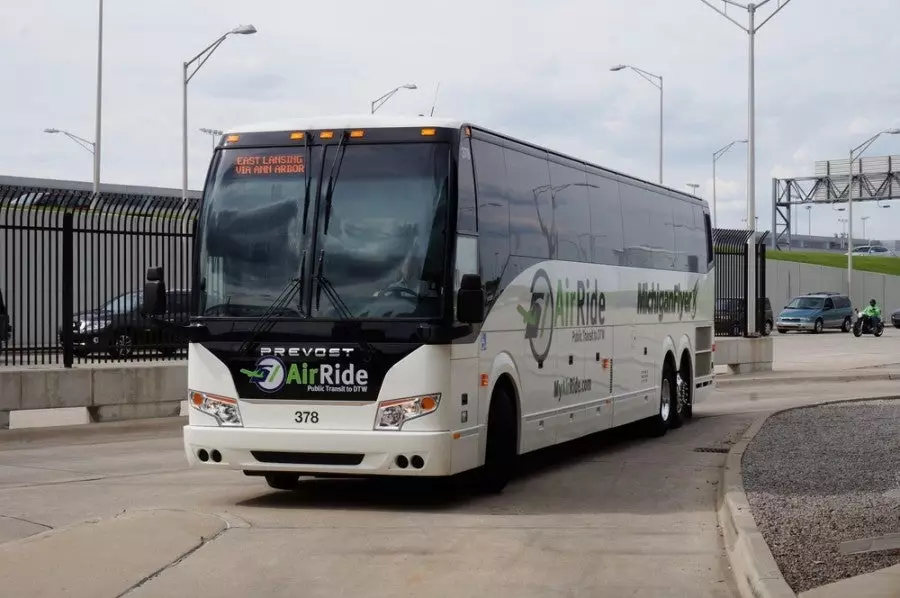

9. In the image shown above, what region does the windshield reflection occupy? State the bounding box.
[196,141,450,320]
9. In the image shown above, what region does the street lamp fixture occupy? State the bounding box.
[199,127,223,150]
[686,183,700,196]
[182,24,257,205]
[712,138,748,228]
[371,84,418,114]
[44,128,98,191]
[610,64,663,185]
[846,127,900,294]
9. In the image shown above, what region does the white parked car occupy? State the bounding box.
[850,245,896,257]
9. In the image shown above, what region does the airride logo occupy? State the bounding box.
[637,282,699,320]
[240,354,369,394]
[517,268,608,366]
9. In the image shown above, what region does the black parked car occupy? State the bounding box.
[891,308,900,329]
[0,288,10,346]
[60,289,192,358]
[715,296,774,336]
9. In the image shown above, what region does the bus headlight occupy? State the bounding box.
[189,391,243,427]
[374,393,441,431]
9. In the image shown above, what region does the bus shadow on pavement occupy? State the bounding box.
[233,418,718,515]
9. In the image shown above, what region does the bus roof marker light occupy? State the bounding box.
[225,134,240,143]
[421,128,436,136]
[290,132,305,140]
[320,131,334,139]
[350,130,365,138]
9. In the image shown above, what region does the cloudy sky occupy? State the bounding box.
[5,0,900,242]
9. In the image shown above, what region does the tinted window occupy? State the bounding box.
[471,139,509,299]
[672,200,694,272]
[703,210,714,270]
[548,159,591,262]
[648,193,676,270]
[504,145,552,259]
[824,298,834,310]
[586,173,624,266]
[457,137,477,234]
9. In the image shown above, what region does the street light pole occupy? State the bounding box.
[182,25,257,206]
[370,84,418,114]
[686,183,700,196]
[713,138,748,229]
[610,64,664,185]
[699,0,794,337]
[846,128,900,298]
[93,0,103,195]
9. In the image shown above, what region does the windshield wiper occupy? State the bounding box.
[301,132,312,235]
[322,131,348,236]
[313,250,383,357]
[238,271,307,355]
[314,250,352,319]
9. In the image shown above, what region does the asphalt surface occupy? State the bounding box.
[2,332,900,597]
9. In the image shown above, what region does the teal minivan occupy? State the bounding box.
[775,292,853,334]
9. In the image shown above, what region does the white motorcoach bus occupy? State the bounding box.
[142,115,716,493]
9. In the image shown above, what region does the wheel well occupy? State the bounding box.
[663,351,677,376]
[491,373,521,447]
[678,350,693,379]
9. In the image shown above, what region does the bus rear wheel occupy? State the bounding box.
[647,360,675,437]
[474,386,517,494]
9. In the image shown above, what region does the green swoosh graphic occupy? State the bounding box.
[517,304,539,327]
[240,368,265,379]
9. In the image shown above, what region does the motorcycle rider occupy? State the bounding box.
[861,298,882,329]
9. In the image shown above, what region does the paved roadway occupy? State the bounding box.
[2,333,900,597]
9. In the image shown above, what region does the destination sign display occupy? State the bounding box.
[233,154,305,176]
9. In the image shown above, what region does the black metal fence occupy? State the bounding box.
[0,184,198,367]
[713,228,769,337]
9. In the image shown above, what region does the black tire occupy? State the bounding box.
[853,320,863,337]
[474,386,517,494]
[265,473,299,490]
[647,360,675,437]
[812,318,824,334]
[777,328,787,334]
[875,323,885,337]
[841,317,852,332]
[671,362,692,428]
[762,320,773,336]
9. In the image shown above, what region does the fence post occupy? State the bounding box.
[757,240,767,334]
[742,241,750,337]
[61,212,74,368]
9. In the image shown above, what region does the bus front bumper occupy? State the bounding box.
[183,425,480,477]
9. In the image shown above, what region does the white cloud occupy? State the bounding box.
[4,0,900,241]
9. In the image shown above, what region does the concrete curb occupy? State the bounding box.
[718,411,797,598]
[718,395,900,598]
[715,371,900,388]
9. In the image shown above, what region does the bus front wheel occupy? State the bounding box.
[475,386,518,494]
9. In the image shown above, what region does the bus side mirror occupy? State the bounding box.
[142,266,167,316]
[457,274,485,324]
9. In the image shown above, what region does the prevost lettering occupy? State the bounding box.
[260,347,354,358]
[555,279,606,326]
[636,282,698,317]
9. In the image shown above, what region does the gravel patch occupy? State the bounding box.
[741,399,900,594]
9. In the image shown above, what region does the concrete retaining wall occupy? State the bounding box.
[766,258,900,312]
[715,337,773,374]
[0,363,186,429]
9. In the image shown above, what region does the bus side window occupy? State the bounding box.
[457,137,477,234]
[471,138,509,303]
[703,211,714,271]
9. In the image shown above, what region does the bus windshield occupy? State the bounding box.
[196,141,451,320]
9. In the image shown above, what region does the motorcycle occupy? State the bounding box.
[852,311,884,337]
